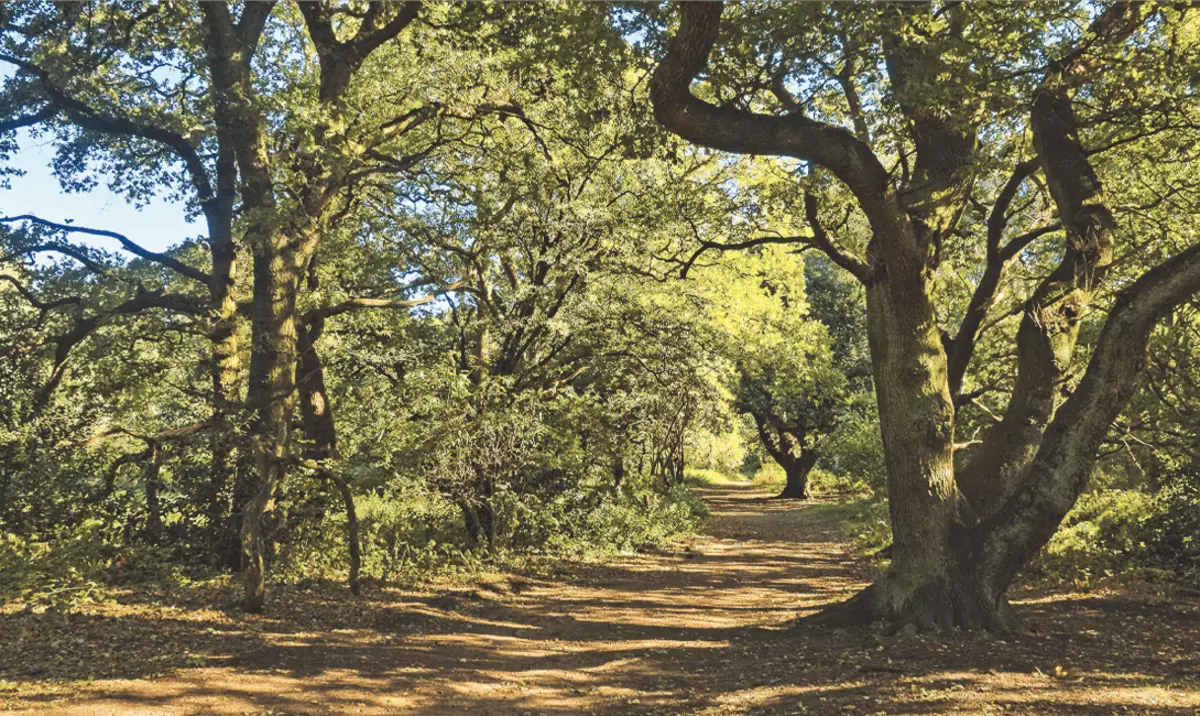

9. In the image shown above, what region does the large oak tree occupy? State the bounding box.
[650,1,1200,630]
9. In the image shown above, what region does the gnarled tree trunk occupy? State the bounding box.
[752,414,817,499]
[649,0,1194,632]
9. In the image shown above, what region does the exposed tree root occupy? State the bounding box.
[796,575,1028,634]
[773,484,810,500]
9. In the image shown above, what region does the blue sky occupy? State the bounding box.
[1,128,198,254]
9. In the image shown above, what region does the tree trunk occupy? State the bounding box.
[752,414,816,500]
[848,264,961,622]
[238,219,306,612]
[461,502,481,546]
[463,476,496,552]
[298,318,338,458]
[144,443,164,543]
[777,450,817,500]
[205,279,240,555]
[958,84,1115,520]
[611,452,625,490]
[647,0,1179,633]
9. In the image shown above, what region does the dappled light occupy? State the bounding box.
[3,1,1200,713]
[4,486,1198,714]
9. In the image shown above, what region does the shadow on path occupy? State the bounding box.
[3,484,1198,715]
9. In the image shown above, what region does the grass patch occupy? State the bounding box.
[750,464,786,491]
[685,468,747,486]
[804,498,892,555]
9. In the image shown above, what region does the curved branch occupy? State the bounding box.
[649,3,893,225]
[802,192,870,282]
[977,239,1200,591]
[0,53,216,206]
[303,279,466,323]
[0,104,56,133]
[1,215,210,285]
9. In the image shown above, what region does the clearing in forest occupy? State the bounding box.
[2,484,1199,715]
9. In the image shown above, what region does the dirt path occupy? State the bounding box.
[4,484,1200,714]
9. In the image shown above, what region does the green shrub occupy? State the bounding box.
[0,520,116,607]
[803,498,891,553]
[572,484,709,553]
[808,467,871,497]
[276,479,708,587]
[751,463,786,491]
[275,486,476,586]
[1140,478,1200,580]
[1033,489,1158,582]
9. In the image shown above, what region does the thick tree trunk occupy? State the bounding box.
[753,414,816,500]
[204,119,242,567]
[777,451,817,500]
[202,3,299,613]
[647,0,1176,634]
[241,245,304,611]
[853,268,961,620]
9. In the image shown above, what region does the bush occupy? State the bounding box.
[276,479,709,587]
[1033,489,1158,582]
[821,412,886,493]
[751,463,786,491]
[808,467,871,497]
[1140,478,1200,580]
[276,486,476,586]
[0,520,117,607]
[571,484,709,553]
[803,497,891,553]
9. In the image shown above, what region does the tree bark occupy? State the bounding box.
[202,4,301,612]
[972,242,1200,599]
[958,45,1121,521]
[777,451,817,500]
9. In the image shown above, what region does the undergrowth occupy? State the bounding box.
[2,482,708,610]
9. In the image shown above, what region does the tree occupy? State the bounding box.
[711,248,842,500]
[1,1,483,608]
[649,1,1200,630]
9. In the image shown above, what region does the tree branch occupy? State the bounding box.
[303,279,465,323]
[649,3,893,226]
[1,215,210,285]
[0,53,216,206]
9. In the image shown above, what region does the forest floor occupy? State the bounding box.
[3,483,1200,715]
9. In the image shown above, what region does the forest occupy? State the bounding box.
[1,1,1199,714]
